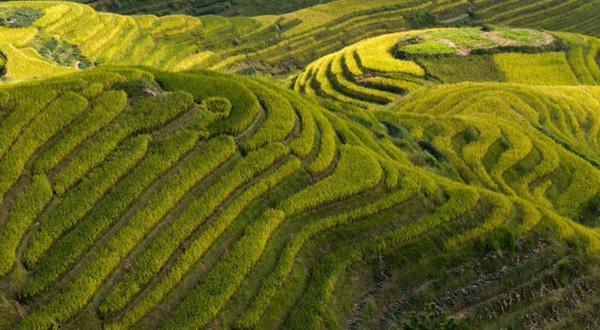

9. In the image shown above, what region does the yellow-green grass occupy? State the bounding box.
[494,52,581,85]
[4,0,600,82]
[0,67,599,330]
[4,1,600,327]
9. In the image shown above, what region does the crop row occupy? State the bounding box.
[84,15,132,55]
[34,90,127,174]
[52,91,192,195]
[307,108,337,175]
[155,72,260,135]
[99,142,289,317]
[559,33,599,85]
[0,175,52,276]
[237,175,422,328]
[295,31,428,107]
[283,184,479,330]
[0,92,88,202]
[284,92,317,158]
[106,156,302,330]
[21,130,201,301]
[240,82,297,151]
[158,209,286,329]
[446,192,513,248]
[22,135,150,289]
[0,86,57,159]
[389,81,600,224]
[15,136,236,330]
[279,145,382,216]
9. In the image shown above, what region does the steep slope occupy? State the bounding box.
[1,1,600,329]
[0,66,599,329]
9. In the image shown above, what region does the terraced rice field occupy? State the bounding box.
[8,0,600,76]
[1,0,600,329]
[0,61,599,329]
[296,27,600,108]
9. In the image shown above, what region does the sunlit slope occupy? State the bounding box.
[5,0,600,80]
[0,67,599,329]
[296,27,600,108]
[0,1,276,81]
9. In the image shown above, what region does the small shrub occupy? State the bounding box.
[418,141,445,161]
[114,77,160,98]
[381,120,408,139]
[464,125,479,143]
[202,97,231,115]
[475,226,517,253]
[481,24,496,32]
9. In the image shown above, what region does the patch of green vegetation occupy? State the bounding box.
[578,194,600,227]
[202,96,231,115]
[92,0,337,16]
[0,53,5,78]
[0,7,43,28]
[405,11,438,29]
[419,55,506,83]
[0,62,599,330]
[396,27,555,57]
[38,38,92,69]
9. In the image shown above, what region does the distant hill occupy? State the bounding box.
[80,0,336,17]
[12,0,600,77]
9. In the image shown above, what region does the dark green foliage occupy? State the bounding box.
[405,12,438,29]
[578,194,600,227]
[38,39,91,68]
[401,303,458,330]
[481,24,496,32]
[381,120,408,139]
[93,0,337,16]
[420,55,506,83]
[0,7,43,28]
[0,53,5,78]
[463,125,480,143]
[114,77,161,98]
[482,136,510,173]
[78,59,93,69]
[474,226,517,253]
[236,67,257,76]
[418,141,445,161]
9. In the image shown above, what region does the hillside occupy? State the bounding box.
[6,0,600,77]
[295,27,600,108]
[79,0,336,17]
[1,63,600,330]
[1,1,600,330]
